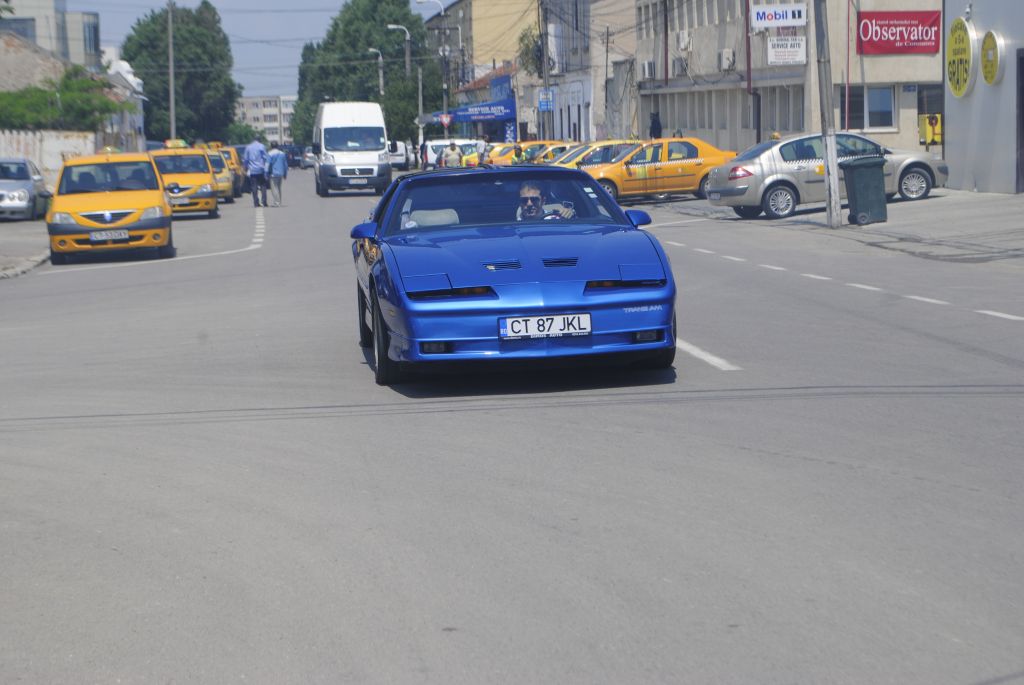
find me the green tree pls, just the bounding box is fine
[1,0,13,16]
[291,0,445,145]
[0,66,126,130]
[121,0,241,142]
[225,121,261,145]
[517,27,543,78]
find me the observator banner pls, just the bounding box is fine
[857,11,941,54]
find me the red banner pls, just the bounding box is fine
[857,11,941,54]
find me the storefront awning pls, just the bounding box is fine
[430,97,516,124]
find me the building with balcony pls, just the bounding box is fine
[0,0,101,71]
[235,95,297,144]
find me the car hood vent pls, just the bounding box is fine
[483,259,522,271]
[542,257,579,267]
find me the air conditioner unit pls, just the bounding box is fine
[718,48,736,72]
[641,60,656,80]
[672,56,688,77]
[676,31,691,52]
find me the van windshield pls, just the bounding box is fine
[324,127,386,152]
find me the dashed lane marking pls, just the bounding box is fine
[721,255,747,262]
[975,310,1024,321]
[846,283,884,291]
[759,264,788,271]
[904,295,950,305]
[665,241,687,247]
[801,273,832,280]
[693,248,716,254]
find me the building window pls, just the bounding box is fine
[917,84,942,115]
[839,85,895,129]
[779,87,790,130]
[263,99,276,108]
[264,114,278,123]
[765,87,777,131]
[715,91,727,129]
[791,85,804,131]
[0,17,37,42]
[741,90,751,129]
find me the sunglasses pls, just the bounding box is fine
[519,196,543,206]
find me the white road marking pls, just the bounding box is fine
[693,248,716,254]
[904,295,950,305]
[721,255,747,262]
[650,218,709,227]
[801,273,832,280]
[665,241,687,247]
[846,283,884,291]
[975,310,1024,321]
[675,338,742,371]
[759,264,787,271]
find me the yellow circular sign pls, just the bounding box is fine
[981,31,1004,85]
[947,17,976,98]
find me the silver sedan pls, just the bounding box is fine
[706,133,949,219]
[0,157,51,221]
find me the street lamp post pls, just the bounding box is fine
[387,23,411,77]
[367,47,384,96]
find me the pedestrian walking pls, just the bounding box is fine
[649,112,663,139]
[267,142,288,206]
[242,137,269,207]
[441,141,463,168]
[419,141,427,169]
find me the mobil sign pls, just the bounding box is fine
[751,3,807,29]
[858,11,941,54]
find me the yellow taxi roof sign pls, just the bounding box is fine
[164,138,189,148]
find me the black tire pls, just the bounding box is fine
[639,314,677,369]
[225,194,235,204]
[733,206,762,219]
[599,180,618,200]
[357,285,372,348]
[316,177,327,197]
[208,207,219,219]
[371,292,403,385]
[898,166,932,201]
[374,185,385,196]
[761,184,797,219]
[695,175,710,200]
[158,231,176,259]
[49,250,67,265]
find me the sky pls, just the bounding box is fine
[69,0,454,96]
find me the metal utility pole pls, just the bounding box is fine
[539,0,550,138]
[368,48,384,96]
[387,24,411,77]
[167,0,175,139]
[417,65,424,148]
[812,0,842,227]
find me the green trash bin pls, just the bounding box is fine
[839,155,887,225]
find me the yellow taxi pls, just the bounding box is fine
[529,141,576,163]
[219,147,244,197]
[486,143,518,165]
[584,137,736,200]
[519,140,567,163]
[46,152,174,264]
[149,147,220,218]
[206,150,235,203]
[551,140,637,169]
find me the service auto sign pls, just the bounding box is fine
[857,11,941,54]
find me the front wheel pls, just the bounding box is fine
[208,207,219,219]
[356,285,372,348]
[898,167,932,201]
[762,184,797,219]
[158,230,176,259]
[638,315,677,369]
[49,250,68,265]
[733,206,762,219]
[371,292,404,385]
[599,180,618,200]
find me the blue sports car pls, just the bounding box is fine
[350,166,677,384]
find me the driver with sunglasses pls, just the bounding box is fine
[517,181,576,221]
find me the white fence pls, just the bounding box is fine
[0,129,97,190]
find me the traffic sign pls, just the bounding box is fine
[439,113,453,128]
[538,88,554,113]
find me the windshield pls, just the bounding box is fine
[207,154,225,171]
[554,146,590,165]
[58,161,160,194]
[153,154,211,174]
[384,173,625,236]
[608,143,642,164]
[734,141,777,161]
[0,162,30,180]
[323,126,386,152]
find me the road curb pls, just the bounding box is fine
[0,250,50,280]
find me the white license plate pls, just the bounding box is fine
[348,178,368,185]
[170,197,190,205]
[708,192,721,201]
[499,313,591,339]
[90,230,129,241]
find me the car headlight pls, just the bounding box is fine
[140,206,165,220]
[198,184,212,193]
[51,211,76,224]
[378,152,389,164]
[322,153,334,164]
[8,189,29,202]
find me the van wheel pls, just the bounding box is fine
[762,184,797,219]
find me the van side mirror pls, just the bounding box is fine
[312,143,321,155]
[389,140,398,153]
[350,222,377,240]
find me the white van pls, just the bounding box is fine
[312,101,394,196]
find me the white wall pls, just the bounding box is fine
[0,129,96,189]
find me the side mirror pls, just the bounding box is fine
[350,222,377,240]
[624,209,652,227]
[312,143,321,155]
[39,190,53,199]
[389,140,398,153]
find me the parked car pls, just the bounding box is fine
[150,147,220,218]
[205,150,235,203]
[706,132,950,219]
[283,144,303,168]
[585,137,736,201]
[219,147,245,197]
[349,165,676,384]
[301,146,315,169]
[46,152,174,264]
[389,140,413,170]
[422,139,479,169]
[0,158,50,220]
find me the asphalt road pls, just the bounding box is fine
[1,171,1022,684]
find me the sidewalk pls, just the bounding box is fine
[0,219,49,279]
